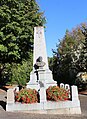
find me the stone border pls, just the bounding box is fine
[6,100,81,114]
[6,85,81,114]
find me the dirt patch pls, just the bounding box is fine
[3,85,14,89]
[79,90,87,95]
[0,89,6,94]
[0,85,16,94]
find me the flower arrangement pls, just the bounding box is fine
[15,86,69,104]
[15,88,39,104]
[46,86,69,101]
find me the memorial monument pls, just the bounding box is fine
[6,26,81,114]
[26,26,57,90]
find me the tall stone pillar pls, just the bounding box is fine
[26,27,57,91]
[33,27,49,70]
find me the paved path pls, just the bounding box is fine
[0,89,87,119]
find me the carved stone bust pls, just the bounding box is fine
[34,56,45,69]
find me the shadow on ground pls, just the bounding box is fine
[0,86,8,92]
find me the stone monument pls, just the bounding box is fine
[6,27,81,114]
[26,26,57,91]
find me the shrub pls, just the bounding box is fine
[8,60,32,86]
[15,88,39,104]
[46,86,69,101]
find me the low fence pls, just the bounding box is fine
[6,84,81,114]
[7,83,79,104]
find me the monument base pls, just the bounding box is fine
[26,69,57,91]
[6,100,81,114]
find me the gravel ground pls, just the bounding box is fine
[0,90,87,119]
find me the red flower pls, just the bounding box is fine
[46,86,69,101]
[15,88,39,104]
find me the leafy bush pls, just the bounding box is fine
[8,59,32,86]
[15,88,39,104]
[46,86,69,101]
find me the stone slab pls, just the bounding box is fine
[7,88,15,104]
[6,103,44,111]
[71,85,79,101]
[6,100,81,114]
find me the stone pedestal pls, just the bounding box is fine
[71,85,79,101]
[39,80,47,103]
[7,89,15,104]
[26,71,39,90]
[26,69,57,91]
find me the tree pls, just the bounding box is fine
[51,23,86,85]
[75,24,87,90]
[79,23,87,71]
[0,0,45,63]
[0,0,45,85]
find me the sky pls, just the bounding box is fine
[36,0,87,57]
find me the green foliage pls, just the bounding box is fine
[0,57,32,86]
[0,0,45,64]
[0,63,11,85]
[79,23,87,71]
[51,23,87,85]
[0,0,46,85]
[48,57,53,71]
[8,59,32,86]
